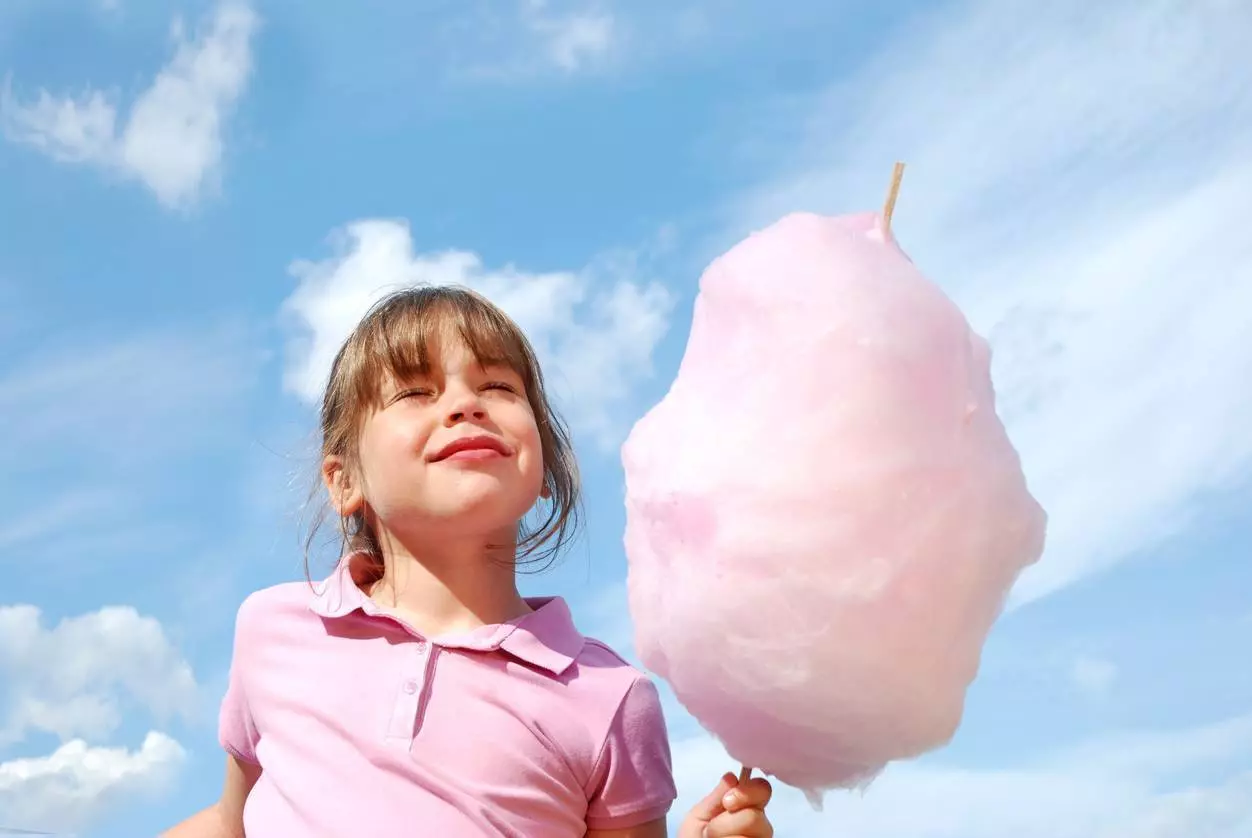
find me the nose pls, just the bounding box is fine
[442,383,486,425]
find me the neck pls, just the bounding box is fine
[363,526,531,637]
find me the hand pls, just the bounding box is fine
[677,771,774,838]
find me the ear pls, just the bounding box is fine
[322,454,364,517]
[540,480,551,500]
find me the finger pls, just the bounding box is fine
[704,807,774,838]
[721,777,773,812]
[687,772,737,822]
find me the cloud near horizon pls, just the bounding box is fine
[0,604,197,831]
[669,711,1252,836]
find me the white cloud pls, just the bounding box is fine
[669,713,1252,837]
[0,732,186,835]
[0,605,199,745]
[0,605,196,833]
[0,1,259,208]
[281,219,674,447]
[713,0,1252,607]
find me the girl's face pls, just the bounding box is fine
[333,334,546,544]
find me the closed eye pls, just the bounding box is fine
[483,381,519,394]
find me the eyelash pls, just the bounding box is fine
[396,381,517,400]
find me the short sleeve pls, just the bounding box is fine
[585,676,678,831]
[218,595,261,764]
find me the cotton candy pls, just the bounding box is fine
[621,211,1046,803]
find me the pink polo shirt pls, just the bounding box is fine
[218,559,677,837]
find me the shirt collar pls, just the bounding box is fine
[309,554,584,677]
[308,556,369,619]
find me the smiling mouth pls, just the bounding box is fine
[429,436,512,462]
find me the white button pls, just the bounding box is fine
[403,681,418,694]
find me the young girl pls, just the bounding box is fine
[164,287,775,837]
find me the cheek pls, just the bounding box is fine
[512,413,543,460]
[358,423,422,484]
[519,424,547,492]
[498,407,543,477]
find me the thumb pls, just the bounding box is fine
[686,772,738,823]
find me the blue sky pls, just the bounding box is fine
[1,0,1250,835]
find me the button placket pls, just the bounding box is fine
[386,639,432,744]
[410,641,437,738]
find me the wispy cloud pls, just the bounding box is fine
[710,0,1252,606]
[0,1,259,208]
[440,0,910,83]
[280,219,674,448]
[0,322,261,471]
[442,0,618,80]
[0,323,264,596]
[522,0,616,72]
[1070,656,1118,698]
[0,489,122,554]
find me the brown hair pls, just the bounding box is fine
[304,285,582,581]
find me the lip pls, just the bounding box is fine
[429,434,513,462]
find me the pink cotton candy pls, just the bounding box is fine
[621,211,1046,804]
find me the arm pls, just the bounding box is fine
[588,818,668,838]
[160,754,261,838]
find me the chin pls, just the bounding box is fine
[428,485,540,528]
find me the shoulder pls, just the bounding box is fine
[577,635,638,671]
[569,635,669,734]
[573,631,653,687]
[232,580,321,638]
[570,641,677,823]
[237,580,317,616]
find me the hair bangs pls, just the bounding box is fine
[351,287,538,410]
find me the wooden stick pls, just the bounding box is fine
[738,765,753,785]
[883,161,906,233]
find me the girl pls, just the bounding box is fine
[164,287,775,837]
